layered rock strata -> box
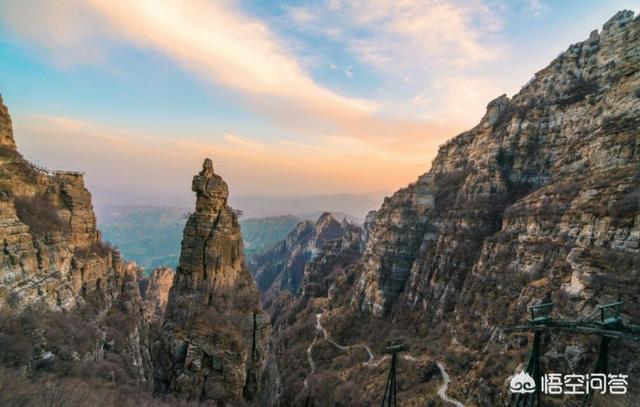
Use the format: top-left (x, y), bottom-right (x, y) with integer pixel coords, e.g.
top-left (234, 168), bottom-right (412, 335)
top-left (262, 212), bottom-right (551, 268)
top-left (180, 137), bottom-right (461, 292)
top-left (0, 95), bottom-right (153, 383)
top-left (153, 159), bottom-right (279, 405)
top-left (252, 212), bottom-right (345, 307)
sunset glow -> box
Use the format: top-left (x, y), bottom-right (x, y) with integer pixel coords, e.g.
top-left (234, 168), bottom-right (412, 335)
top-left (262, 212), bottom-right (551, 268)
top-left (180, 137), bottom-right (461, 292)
top-left (0, 0), bottom-right (637, 206)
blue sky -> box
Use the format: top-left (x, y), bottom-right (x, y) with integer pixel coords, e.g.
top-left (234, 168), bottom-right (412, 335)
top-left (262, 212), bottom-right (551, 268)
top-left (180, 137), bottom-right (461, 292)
top-left (0, 0), bottom-right (637, 208)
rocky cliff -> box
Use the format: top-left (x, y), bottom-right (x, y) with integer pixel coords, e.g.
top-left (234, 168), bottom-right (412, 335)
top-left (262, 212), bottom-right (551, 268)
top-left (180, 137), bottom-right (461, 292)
top-left (0, 95), bottom-right (157, 398)
top-left (0, 95), bottom-right (15, 149)
top-left (261, 11), bottom-right (640, 406)
top-left (252, 212), bottom-right (346, 304)
top-left (153, 158), bottom-right (279, 405)
top-left (141, 267), bottom-right (174, 326)
top-left (269, 222), bottom-right (368, 405)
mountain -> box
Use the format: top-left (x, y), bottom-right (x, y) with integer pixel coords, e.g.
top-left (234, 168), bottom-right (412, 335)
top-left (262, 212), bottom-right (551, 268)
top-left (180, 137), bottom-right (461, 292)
top-left (0, 95), bottom-right (170, 404)
top-left (97, 205), bottom-right (187, 271)
top-left (229, 192), bottom-right (386, 219)
top-left (250, 213), bottom-right (348, 300)
top-left (153, 158), bottom-right (279, 405)
top-left (259, 11), bottom-right (640, 406)
top-left (240, 215), bottom-right (301, 261)
top-left (97, 205), bottom-right (303, 272)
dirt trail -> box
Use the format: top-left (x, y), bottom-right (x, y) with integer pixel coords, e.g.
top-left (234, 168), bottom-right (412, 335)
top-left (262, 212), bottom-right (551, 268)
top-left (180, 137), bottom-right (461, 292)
top-left (303, 310), bottom-right (467, 406)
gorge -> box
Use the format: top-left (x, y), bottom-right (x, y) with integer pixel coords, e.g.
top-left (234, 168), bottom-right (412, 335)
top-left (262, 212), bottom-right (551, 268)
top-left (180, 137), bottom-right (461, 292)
top-left (0, 9), bottom-right (638, 407)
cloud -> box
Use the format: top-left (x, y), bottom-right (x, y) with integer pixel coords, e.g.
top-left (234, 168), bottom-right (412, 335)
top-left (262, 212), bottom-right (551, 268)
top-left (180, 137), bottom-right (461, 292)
top-left (287, 0), bottom-right (505, 74)
top-left (1, 0), bottom-right (376, 128)
top-left (224, 133), bottom-right (266, 149)
top-left (0, 0), bottom-right (509, 168)
top-left (280, 0), bottom-right (510, 128)
top-left (527, 0), bottom-right (549, 17)
top-left (12, 114), bottom-right (430, 202)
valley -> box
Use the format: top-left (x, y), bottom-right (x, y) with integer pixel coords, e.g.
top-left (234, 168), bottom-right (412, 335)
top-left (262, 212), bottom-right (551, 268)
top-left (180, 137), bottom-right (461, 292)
top-left (0, 8), bottom-right (638, 407)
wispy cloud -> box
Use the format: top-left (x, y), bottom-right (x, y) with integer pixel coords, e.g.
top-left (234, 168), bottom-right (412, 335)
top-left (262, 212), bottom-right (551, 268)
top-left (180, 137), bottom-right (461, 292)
top-left (281, 0), bottom-right (510, 126)
top-left (527, 0), bottom-right (549, 17)
top-left (1, 0), bottom-right (376, 128)
top-left (286, 0), bottom-right (505, 73)
top-left (13, 114), bottom-right (429, 199)
top-left (224, 133), bottom-right (266, 149)
top-left (1, 0), bottom-right (517, 185)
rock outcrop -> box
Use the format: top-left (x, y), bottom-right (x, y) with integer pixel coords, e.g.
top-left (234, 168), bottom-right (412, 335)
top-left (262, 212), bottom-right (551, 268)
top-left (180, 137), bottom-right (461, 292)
top-left (356, 10), bottom-right (639, 405)
top-left (0, 95), bottom-right (15, 149)
top-left (153, 159), bottom-right (279, 405)
top-left (354, 174), bottom-right (435, 316)
top-left (259, 11), bottom-right (640, 406)
top-left (0, 96), bottom-right (153, 386)
top-left (252, 212), bottom-right (346, 304)
top-left (141, 267), bottom-right (174, 325)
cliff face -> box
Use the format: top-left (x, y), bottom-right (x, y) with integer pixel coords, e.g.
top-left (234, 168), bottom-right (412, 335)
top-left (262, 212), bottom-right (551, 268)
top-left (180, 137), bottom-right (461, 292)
top-left (252, 212), bottom-right (346, 302)
top-left (0, 95), bottom-right (15, 149)
top-left (261, 11), bottom-right (640, 406)
top-left (350, 10), bottom-right (640, 405)
top-left (356, 10), bottom-right (639, 318)
top-left (153, 159), bottom-right (279, 405)
top-left (0, 96), bottom-right (153, 386)
top-left (141, 267), bottom-right (174, 325)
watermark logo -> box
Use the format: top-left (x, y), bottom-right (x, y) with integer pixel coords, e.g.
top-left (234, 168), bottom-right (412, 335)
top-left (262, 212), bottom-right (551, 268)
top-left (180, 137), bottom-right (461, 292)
top-left (509, 373), bottom-right (629, 395)
top-left (510, 371), bottom-right (536, 393)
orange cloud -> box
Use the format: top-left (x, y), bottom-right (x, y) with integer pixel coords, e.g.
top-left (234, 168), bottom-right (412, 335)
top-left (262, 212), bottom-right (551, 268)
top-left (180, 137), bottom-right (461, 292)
top-left (0, 0), bottom-right (477, 153)
top-left (13, 115), bottom-right (427, 202)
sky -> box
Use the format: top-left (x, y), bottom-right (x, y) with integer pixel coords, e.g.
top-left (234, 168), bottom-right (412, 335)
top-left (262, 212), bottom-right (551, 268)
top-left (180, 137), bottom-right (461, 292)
top-left (0, 0), bottom-right (638, 211)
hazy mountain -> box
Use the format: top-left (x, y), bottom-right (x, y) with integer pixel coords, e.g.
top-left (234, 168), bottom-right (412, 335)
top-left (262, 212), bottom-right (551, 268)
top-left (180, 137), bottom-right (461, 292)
top-left (241, 215), bottom-right (301, 261)
top-left (97, 205), bottom-right (304, 272)
top-left (228, 192), bottom-right (387, 219)
top-left (96, 205), bottom-right (187, 271)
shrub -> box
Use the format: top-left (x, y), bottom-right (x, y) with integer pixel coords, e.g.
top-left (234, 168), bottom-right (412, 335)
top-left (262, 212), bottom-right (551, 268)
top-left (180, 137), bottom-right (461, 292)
top-left (557, 77), bottom-right (600, 106)
top-left (14, 194), bottom-right (69, 238)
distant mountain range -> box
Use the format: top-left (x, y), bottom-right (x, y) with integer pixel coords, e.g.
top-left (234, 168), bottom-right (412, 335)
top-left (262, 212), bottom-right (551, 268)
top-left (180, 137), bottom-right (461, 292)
top-left (96, 206), bottom-right (186, 271)
top-left (229, 192), bottom-right (386, 220)
top-left (95, 192), bottom-right (383, 271)
top-left (96, 205), bottom-right (350, 272)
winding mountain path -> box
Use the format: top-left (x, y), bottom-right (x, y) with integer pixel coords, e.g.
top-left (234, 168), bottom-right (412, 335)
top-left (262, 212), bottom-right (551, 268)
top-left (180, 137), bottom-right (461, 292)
top-left (436, 362), bottom-right (465, 407)
top-left (303, 310), bottom-right (466, 406)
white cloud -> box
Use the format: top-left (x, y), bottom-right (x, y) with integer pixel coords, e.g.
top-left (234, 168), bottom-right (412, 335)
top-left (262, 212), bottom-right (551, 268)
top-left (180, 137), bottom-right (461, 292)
top-left (287, 0), bottom-right (505, 75)
top-left (527, 0), bottom-right (549, 17)
top-left (1, 0), bottom-right (376, 128)
top-left (0, 0), bottom-right (510, 158)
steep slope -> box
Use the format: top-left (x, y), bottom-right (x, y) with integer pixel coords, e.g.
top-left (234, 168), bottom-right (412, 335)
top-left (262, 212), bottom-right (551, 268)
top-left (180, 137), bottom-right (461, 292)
top-left (272, 11), bottom-right (640, 406)
top-left (153, 158), bottom-right (279, 405)
top-left (0, 95), bottom-right (158, 400)
top-left (270, 222), bottom-right (369, 405)
top-left (141, 267), bottom-right (173, 322)
top-left (242, 215), bottom-right (301, 262)
top-left (251, 212), bottom-right (346, 301)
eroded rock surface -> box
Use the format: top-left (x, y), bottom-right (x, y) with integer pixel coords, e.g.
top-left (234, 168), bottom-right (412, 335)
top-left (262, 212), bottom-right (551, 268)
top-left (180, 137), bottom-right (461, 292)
top-left (252, 212), bottom-right (346, 307)
top-left (260, 11), bottom-right (640, 406)
top-left (141, 267), bottom-right (174, 325)
top-left (153, 158), bottom-right (279, 405)
top-left (0, 96), bottom-right (153, 385)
